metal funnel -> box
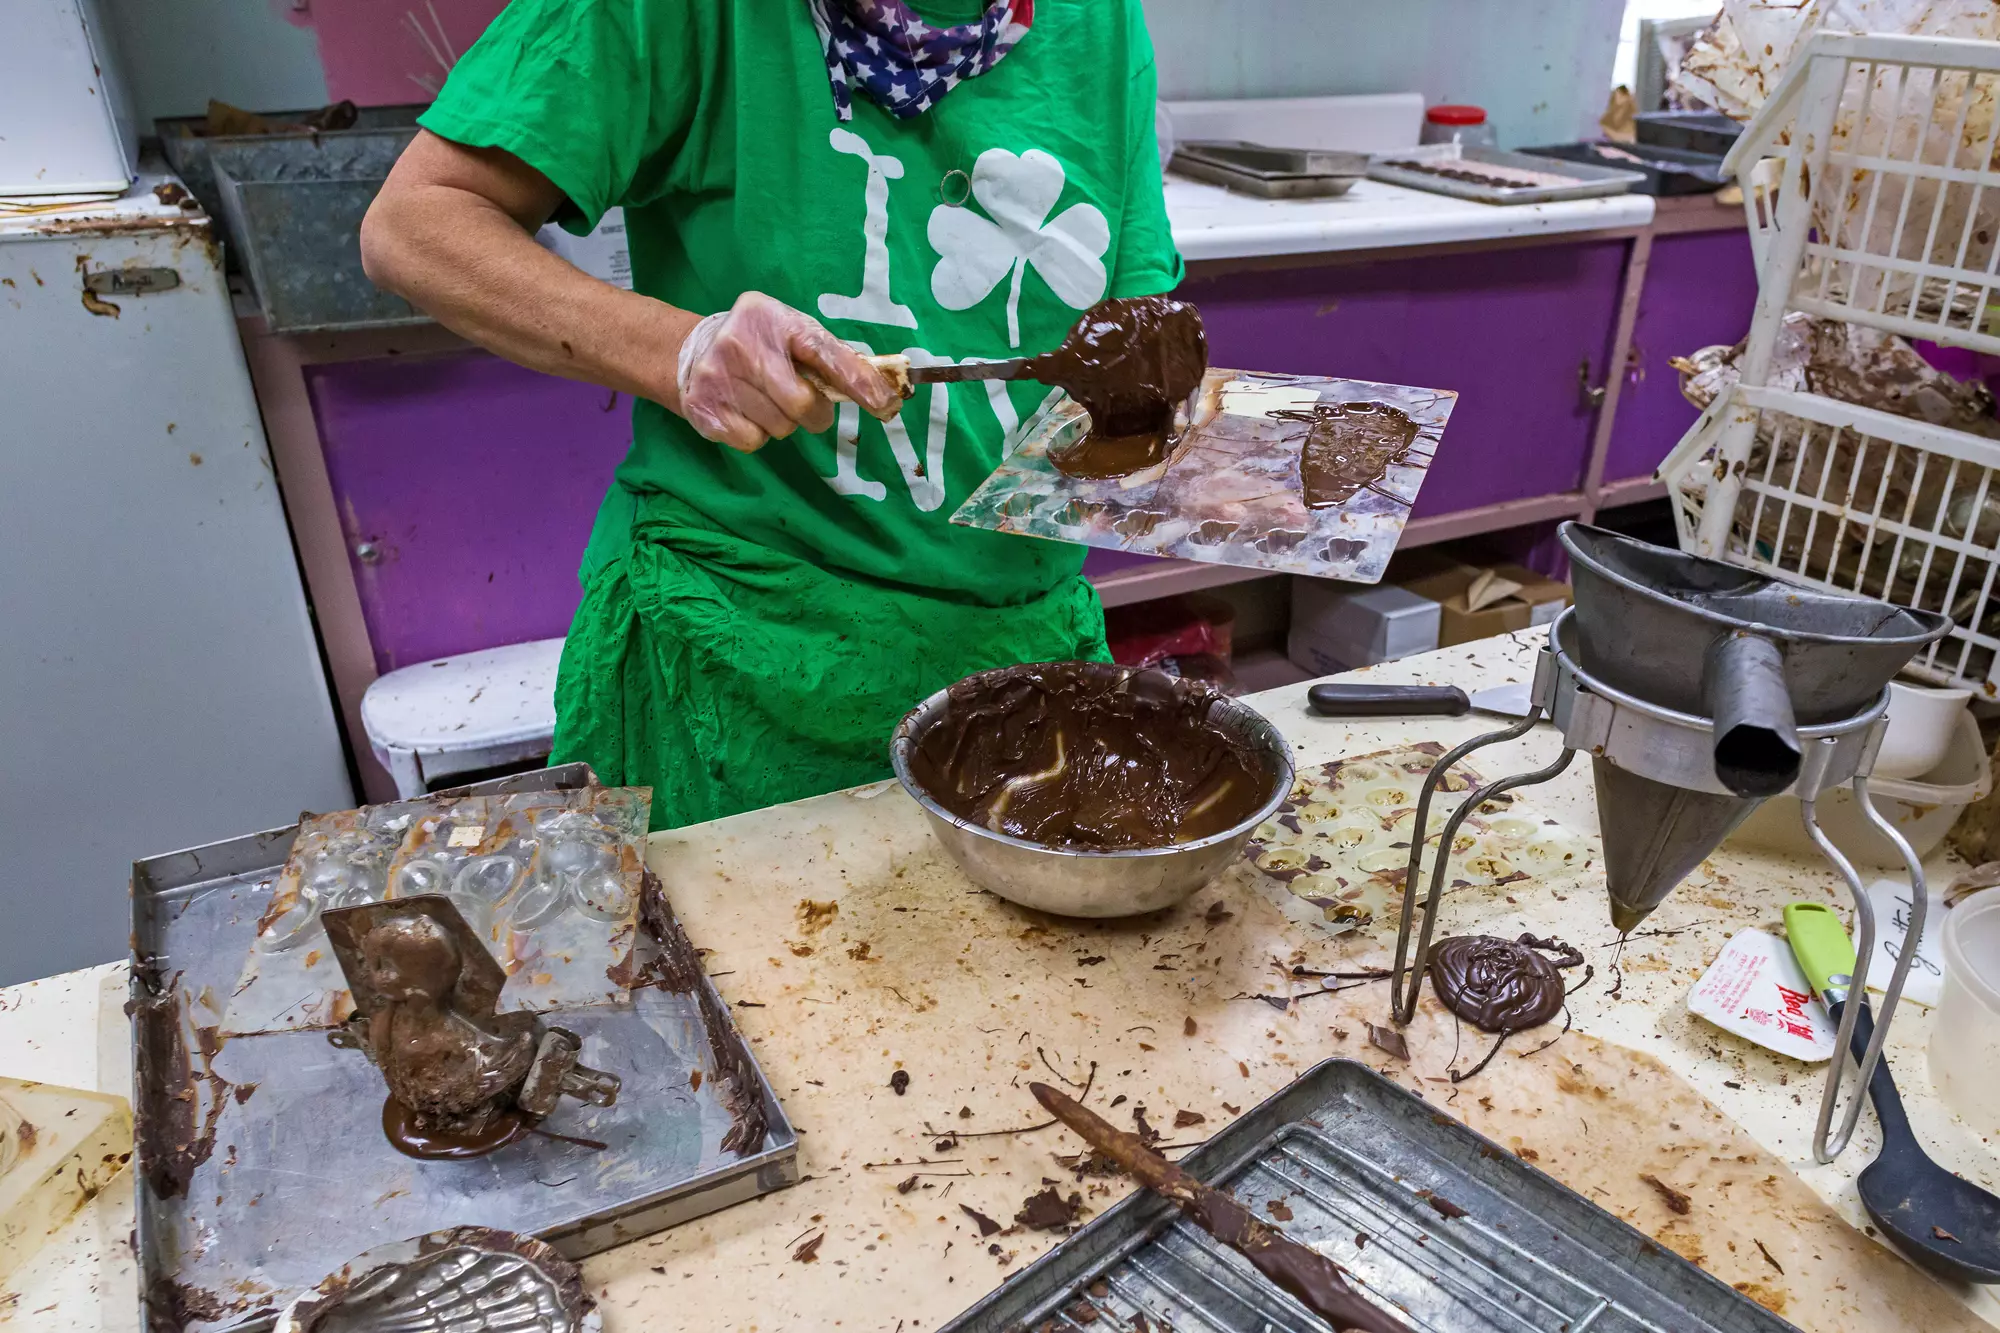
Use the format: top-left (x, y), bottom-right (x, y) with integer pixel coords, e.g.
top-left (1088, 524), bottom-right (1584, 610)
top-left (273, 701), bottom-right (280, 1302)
top-left (1560, 522), bottom-right (1949, 724)
top-left (1594, 760), bottom-right (1763, 933)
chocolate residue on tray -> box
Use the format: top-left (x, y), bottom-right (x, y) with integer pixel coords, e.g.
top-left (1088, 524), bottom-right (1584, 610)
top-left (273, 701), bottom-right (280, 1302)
top-left (293, 1227), bottom-right (593, 1333)
top-left (1040, 297), bottom-right (1207, 479)
top-left (146, 1276), bottom-right (233, 1331)
top-left (1030, 1083), bottom-right (1408, 1333)
top-left (1270, 402), bottom-right (1421, 509)
top-left (640, 871), bottom-right (769, 1155)
top-left (1427, 936), bottom-right (1565, 1033)
top-left (906, 661), bottom-right (1268, 851)
top-left (132, 977), bottom-right (232, 1201)
top-left (381, 1096), bottom-right (532, 1160)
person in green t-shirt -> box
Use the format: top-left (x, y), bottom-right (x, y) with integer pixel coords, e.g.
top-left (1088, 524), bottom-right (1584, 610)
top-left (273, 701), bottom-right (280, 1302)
top-left (361, 0), bottom-right (1184, 830)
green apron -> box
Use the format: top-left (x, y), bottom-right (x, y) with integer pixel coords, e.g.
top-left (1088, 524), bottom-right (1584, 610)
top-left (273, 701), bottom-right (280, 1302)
top-left (422, 0), bottom-right (1179, 827)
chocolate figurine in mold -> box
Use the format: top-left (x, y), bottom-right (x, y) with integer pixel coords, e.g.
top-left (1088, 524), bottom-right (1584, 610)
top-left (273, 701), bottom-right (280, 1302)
top-left (1268, 401), bottom-right (1426, 509)
top-left (323, 897), bottom-right (620, 1160)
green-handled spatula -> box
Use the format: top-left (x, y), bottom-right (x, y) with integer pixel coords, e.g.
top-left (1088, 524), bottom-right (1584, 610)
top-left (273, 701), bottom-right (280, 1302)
top-left (1786, 901), bottom-right (2000, 1283)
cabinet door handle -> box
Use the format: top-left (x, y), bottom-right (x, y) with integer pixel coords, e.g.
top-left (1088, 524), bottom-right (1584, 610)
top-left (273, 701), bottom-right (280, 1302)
top-left (1577, 357), bottom-right (1607, 410)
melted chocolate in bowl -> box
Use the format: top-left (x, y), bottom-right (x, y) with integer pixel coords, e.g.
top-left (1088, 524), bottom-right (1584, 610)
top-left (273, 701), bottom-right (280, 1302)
top-left (907, 662), bottom-right (1268, 851)
top-left (1040, 297), bottom-right (1208, 480)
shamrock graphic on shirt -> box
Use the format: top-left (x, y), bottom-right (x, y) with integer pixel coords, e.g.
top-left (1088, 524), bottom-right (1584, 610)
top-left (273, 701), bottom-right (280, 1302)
top-left (927, 148), bottom-right (1110, 347)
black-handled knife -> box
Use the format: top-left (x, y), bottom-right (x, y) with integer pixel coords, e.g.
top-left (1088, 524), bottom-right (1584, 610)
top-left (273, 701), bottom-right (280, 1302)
top-left (1306, 682), bottom-right (1533, 719)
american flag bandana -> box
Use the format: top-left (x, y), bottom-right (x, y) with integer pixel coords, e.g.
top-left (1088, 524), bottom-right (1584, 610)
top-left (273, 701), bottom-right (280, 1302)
top-left (806, 0), bottom-right (1035, 122)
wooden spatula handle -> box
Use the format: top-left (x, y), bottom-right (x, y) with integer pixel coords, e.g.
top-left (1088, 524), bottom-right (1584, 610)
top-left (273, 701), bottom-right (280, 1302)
top-left (800, 353), bottom-right (912, 406)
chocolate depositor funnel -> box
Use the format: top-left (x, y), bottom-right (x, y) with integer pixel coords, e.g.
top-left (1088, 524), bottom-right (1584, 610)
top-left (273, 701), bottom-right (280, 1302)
top-left (1387, 527), bottom-right (1946, 1162)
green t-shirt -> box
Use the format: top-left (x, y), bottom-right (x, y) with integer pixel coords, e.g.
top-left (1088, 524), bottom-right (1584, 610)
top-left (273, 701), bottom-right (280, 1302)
top-left (420, 0), bottom-right (1182, 607)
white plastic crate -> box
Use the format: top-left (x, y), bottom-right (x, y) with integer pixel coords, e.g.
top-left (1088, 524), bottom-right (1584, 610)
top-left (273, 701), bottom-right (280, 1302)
top-left (1663, 382), bottom-right (2000, 691)
top-left (1727, 31), bottom-right (2000, 355)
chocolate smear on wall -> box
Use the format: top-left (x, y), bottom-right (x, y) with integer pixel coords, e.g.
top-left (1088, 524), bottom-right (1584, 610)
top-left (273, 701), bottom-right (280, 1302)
top-left (906, 661), bottom-right (1268, 851)
top-left (640, 871), bottom-right (768, 1156)
top-left (1031, 1083), bottom-right (1409, 1333)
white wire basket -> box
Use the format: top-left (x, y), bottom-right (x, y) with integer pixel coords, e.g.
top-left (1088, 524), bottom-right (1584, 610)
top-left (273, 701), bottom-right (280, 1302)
top-left (1663, 382), bottom-right (2000, 691)
top-left (1728, 31), bottom-right (2000, 355)
top-left (1664, 30), bottom-right (2000, 693)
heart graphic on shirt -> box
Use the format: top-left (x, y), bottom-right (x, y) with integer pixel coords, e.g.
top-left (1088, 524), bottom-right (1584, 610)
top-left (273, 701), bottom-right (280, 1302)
top-left (927, 148), bottom-right (1109, 347)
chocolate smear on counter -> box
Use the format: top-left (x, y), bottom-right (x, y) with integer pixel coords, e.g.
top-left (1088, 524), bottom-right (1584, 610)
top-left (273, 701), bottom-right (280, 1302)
top-left (640, 872), bottom-right (768, 1155)
top-left (1427, 936), bottom-right (1566, 1033)
top-left (1030, 1083), bottom-right (1410, 1333)
top-left (961, 1204), bottom-right (1003, 1237)
top-left (890, 1070), bottom-right (911, 1095)
top-left (792, 1231), bottom-right (824, 1262)
top-left (906, 661), bottom-right (1268, 851)
top-left (1038, 297), bottom-right (1207, 480)
top-left (1641, 1173), bottom-right (1692, 1215)
top-left (1270, 401), bottom-right (1423, 509)
top-left (1015, 1185), bottom-right (1083, 1231)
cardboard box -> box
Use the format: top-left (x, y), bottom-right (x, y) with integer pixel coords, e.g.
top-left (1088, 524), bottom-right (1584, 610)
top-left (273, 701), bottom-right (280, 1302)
top-left (1286, 580), bottom-right (1441, 675)
top-left (1399, 559), bottom-right (1570, 647)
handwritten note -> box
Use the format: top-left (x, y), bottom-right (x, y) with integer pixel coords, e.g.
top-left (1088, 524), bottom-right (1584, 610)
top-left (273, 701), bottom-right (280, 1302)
top-left (1864, 879), bottom-right (1945, 1007)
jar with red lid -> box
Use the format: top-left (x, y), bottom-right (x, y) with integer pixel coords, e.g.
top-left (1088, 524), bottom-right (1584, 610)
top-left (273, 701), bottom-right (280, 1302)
top-left (1420, 104), bottom-right (1498, 150)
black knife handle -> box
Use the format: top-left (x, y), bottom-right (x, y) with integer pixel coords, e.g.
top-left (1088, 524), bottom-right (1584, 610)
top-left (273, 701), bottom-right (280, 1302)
top-left (1307, 683), bottom-right (1471, 717)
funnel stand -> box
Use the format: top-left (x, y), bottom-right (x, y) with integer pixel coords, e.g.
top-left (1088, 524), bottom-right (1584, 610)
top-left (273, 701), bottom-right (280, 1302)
top-left (1389, 653), bottom-right (1559, 1024)
top-left (1800, 765), bottom-right (1929, 1163)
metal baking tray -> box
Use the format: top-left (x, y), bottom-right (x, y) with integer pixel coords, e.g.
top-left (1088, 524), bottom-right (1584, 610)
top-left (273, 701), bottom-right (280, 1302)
top-left (1368, 144), bottom-right (1644, 205)
top-left (1171, 141), bottom-right (1369, 199)
top-left (942, 1059), bottom-right (1795, 1332)
top-left (130, 764), bottom-right (799, 1332)
top-left (1522, 141), bottom-right (1727, 197)
top-left (1634, 110), bottom-right (1743, 158)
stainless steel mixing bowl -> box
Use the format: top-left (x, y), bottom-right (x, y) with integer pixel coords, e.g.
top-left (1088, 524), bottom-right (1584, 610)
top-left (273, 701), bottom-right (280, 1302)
top-left (889, 663), bottom-right (1295, 918)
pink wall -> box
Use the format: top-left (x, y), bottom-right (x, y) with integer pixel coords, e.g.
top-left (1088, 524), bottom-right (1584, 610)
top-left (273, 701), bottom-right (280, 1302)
top-left (305, 0), bottom-right (507, 105)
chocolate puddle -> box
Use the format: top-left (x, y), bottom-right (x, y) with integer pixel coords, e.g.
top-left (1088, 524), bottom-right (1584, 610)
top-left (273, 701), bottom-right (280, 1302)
top-left (1038, 297), bottom-right (1207, 479)
top-left (381, 1096), bottom-right (532, 1160)
top-left (1427, 935), bottom-right (1565, 1032)
top-left (907, 661), bottom-right (1267, 851)
top-left (1270, 402), bottom-right (1421, 509)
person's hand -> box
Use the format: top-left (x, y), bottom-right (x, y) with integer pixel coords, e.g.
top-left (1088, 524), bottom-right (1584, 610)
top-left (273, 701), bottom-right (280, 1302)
top-left (674, 292), bottom-right (901, 451)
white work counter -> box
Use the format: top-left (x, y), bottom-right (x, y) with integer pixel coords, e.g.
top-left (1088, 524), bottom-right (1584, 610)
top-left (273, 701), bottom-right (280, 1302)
top-left (4, 631), bottom-right (1991, 1332)
top-left (1163, 174), bottom-right (1658, 263)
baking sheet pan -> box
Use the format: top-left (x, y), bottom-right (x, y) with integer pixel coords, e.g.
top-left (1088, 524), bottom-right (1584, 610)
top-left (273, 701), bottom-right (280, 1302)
top-left (940, 1059), bottom-right (1797, 1332)
top-left (130, 765), bottom-right (798, 1332)
top-left (1368, 144), bottom-right (1645, 205)
top-left (950, 369), bottom-right (1454, 584)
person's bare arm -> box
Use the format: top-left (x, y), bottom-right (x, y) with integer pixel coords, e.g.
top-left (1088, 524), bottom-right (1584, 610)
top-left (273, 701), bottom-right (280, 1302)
top-left (360, 131), bottom-right (897, 449)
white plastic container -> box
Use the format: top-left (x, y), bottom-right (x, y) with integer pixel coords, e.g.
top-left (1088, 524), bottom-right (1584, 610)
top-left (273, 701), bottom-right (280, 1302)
top-left (1933, 889), bottom-right (2000, 1144)
top-left (1875, 680), bottom-right (1974, 779)
top-left (1726, 707), bottom-right (1991, 865)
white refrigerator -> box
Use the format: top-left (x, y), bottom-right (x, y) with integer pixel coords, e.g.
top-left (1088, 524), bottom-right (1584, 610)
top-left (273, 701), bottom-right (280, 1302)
top-left (0, 174), bottom-right (354, 984)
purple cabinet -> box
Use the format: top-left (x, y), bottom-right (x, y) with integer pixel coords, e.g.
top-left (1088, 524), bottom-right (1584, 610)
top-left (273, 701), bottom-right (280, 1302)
top-left (1603, 229), bottom-right (1758, 486)
top-left (305, 351), bottom-right (629, 673)
top-left (1182, 242), bottom-right (1629, 518)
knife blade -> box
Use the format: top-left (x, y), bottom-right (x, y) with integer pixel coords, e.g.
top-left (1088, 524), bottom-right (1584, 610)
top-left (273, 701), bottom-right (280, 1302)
top-left (804, 354), bottom-right (1033, 404)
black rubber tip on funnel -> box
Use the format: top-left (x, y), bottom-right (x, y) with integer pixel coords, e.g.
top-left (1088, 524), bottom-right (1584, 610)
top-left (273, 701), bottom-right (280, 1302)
top-left (1705, 632), bottom-right (1801, 798)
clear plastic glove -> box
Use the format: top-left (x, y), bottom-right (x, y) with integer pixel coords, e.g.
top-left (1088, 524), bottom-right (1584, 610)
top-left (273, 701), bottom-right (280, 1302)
top-left (674, 292), bottom-right (902, 451)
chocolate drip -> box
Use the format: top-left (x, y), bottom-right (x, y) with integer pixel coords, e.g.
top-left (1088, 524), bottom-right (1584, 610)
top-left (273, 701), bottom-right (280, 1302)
top-left (1029, 1082), bottom-right (1408, 1333)
top-left (381, 1096), bottom-right (532, 1160)
top-left (1271, 402), bottom-right (1421, 509)
top-left (1037, 297), bottom-right (1207, 479)
top-left (907, 661), bottom-right (1267, 851)
top-left (1426, 935), bottom-right (1565, 1033)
